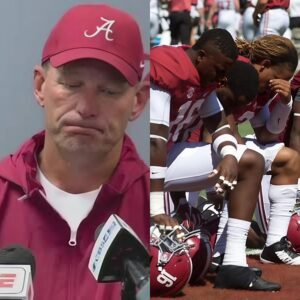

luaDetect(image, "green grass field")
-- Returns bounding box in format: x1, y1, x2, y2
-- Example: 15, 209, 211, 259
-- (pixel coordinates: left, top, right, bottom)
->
238, 120, 254, 137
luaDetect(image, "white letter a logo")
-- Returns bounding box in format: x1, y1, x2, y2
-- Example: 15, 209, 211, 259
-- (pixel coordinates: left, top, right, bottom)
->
84, 17, 115, 41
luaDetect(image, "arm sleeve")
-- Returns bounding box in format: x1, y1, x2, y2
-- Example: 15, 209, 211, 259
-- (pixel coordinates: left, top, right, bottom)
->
199, 90, 224, 118
150, 84, 171, 127
250, 105, 270, 128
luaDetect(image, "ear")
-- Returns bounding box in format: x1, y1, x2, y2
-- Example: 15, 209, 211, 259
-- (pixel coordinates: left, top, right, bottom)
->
196, 49, 207, 63
258, 59, 271, 72
129, 75, 150, 121
34, 65, 46, 107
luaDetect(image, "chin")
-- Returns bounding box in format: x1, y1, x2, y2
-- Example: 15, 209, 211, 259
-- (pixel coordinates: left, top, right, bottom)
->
58, 136, 98, 153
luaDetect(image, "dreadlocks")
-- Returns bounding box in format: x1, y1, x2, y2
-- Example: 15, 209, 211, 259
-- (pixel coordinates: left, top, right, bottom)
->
236, 35, 298, 73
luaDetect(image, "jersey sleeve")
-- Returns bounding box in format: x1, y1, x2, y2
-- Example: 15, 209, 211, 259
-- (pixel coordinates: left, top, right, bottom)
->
199, 91, 223, 118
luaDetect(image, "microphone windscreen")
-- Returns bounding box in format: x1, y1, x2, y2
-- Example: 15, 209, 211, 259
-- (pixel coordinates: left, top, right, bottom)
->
0, 244, 36, 278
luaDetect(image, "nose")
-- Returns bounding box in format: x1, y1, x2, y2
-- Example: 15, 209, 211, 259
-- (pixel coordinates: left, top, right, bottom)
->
76, 92, 98, 118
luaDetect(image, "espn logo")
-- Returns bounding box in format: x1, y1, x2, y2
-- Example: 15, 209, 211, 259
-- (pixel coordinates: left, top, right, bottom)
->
0, 273, 16, 288
0, 265, 33, 299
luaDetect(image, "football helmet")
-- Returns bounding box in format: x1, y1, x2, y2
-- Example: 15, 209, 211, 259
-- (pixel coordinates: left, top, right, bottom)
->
150, 225, 193, 297
183, 227, 212, 284
287, 212, 300, 253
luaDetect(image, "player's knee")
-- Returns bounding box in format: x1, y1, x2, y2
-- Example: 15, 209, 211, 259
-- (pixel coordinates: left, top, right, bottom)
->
274, 147, 300, 176
239, 149, 265, 174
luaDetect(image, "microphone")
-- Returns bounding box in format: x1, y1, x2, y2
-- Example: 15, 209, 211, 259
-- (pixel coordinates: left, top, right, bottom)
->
88, 214, 150, 300
0, 245, 35, 300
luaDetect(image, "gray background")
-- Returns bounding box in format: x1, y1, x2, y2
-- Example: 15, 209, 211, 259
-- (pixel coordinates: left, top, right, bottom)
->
0, 0, 149, 163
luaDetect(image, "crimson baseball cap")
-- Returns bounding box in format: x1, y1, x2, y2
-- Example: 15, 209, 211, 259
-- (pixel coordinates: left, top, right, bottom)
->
42, 4, 145, 85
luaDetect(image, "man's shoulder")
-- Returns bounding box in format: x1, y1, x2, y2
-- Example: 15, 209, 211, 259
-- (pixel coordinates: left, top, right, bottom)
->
0, 132, 43, 191
150, 45, 199, 92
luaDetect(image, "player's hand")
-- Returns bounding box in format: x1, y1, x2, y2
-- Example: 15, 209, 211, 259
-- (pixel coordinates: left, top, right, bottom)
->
152, 214, 179, 228
252, 12, 261, 27
269, 79, 291, 104
173, 199, 202, 227
206, 190, 224, 211
152, 214, 185, 241
209, 155, 238, 194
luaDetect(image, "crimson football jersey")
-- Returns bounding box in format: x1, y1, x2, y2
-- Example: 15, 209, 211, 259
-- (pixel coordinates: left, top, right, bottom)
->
151, 45, 216, 143
169, 0, 193, 11
188, 91, 278, 142
232, 90, 277, 124
265, 0, 289, 11
232, 56, 280, 125
188, 56, 265, 142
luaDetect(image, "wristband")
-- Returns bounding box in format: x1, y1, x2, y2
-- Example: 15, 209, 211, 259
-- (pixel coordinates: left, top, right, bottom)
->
150, 166, 167, 179
213, 124, 230, 134
212, 134, 237, 153
150, 134, 168, 143
220, 145, 238, 159
150, 192, 165, 217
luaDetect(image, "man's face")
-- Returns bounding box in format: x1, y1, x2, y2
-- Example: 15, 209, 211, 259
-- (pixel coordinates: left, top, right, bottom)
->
35, 59, 139, 158
255, 62, 294, 94
195, 43, 234, 88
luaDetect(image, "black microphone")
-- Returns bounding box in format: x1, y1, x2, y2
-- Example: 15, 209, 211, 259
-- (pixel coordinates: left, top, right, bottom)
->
88, 214, 150, 300
0, 245, 35, 300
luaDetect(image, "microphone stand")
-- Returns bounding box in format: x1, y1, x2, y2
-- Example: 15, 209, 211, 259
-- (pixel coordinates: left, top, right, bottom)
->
121, 259, 149, 300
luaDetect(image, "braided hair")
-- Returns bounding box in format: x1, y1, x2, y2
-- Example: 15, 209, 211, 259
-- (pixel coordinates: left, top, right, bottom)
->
236, 35, 298, 73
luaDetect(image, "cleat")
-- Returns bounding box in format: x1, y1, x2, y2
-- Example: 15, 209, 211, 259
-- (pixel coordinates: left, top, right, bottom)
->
209, 254, 262, 276
260, 236, 300, 265
214, 265, 280, 291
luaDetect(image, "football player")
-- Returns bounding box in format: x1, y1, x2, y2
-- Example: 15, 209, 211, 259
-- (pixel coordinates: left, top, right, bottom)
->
212, 35, 300, 269
206, 0, 241, 39
253, 0, 290, 37
242, 0, 258, 40
251, 70, 300, 252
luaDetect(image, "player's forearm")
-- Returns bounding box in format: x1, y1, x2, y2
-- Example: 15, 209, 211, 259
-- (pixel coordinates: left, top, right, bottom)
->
150, 123, 168, 216
226, 114, 245, 144
150, 138, 167, 193
254, 0, 268, 14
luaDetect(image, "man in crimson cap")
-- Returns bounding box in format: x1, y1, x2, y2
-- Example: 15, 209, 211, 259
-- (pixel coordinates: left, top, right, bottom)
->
0, 4, 149, 299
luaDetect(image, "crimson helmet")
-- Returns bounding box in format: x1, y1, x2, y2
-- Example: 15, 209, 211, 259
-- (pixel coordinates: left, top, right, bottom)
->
182, 226, 212, 284
150, 226, 193, 297
287, 213, 300, 252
